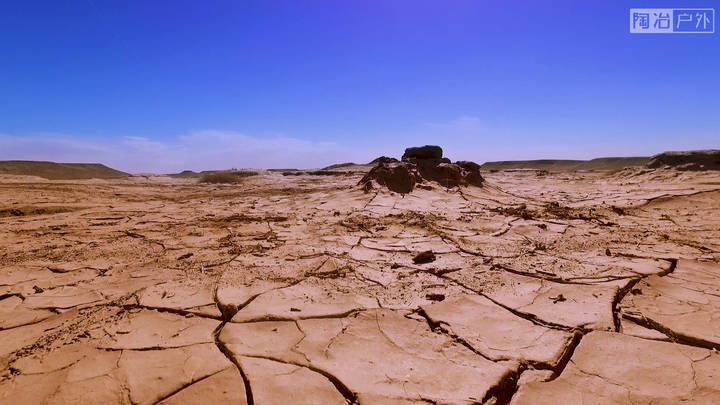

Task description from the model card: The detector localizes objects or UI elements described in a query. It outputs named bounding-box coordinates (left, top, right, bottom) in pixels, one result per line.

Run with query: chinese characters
left=630, top=8, right=714, bottom=33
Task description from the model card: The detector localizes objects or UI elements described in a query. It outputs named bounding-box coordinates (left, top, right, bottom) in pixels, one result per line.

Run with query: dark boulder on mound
left=402, top=145, right=443, bottom=162
left=455, top=161, right=484, bottom=185
left=646, top=150, right=720, bottom=171
left=432, top=163, right=465, bottom=188
left=456, top=161, right=482, bottom=172
left=359, top=146, right=484, bottom=193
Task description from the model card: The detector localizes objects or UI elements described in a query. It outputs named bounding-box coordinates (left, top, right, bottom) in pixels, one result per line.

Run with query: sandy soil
left=1, top=167, right=720, bottom=404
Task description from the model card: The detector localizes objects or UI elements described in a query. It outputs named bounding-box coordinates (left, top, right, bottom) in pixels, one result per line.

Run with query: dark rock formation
left=402, top=145, right=443, bottom=162
left=413, top=250, right=436, bottom=264
left=646, top=150, right=720, bottom=171
left=359, top=146, right=484, bottom=193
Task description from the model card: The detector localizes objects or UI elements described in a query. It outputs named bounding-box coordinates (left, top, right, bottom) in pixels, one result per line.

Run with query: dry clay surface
left=1, top=168, right=720, bottom=404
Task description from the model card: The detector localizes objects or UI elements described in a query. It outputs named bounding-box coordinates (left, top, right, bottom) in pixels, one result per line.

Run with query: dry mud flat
left=0, top=167, right=720, bottom=404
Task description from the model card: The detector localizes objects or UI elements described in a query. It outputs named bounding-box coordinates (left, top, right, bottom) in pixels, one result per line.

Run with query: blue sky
left=1, top=1, right=718, bottom=173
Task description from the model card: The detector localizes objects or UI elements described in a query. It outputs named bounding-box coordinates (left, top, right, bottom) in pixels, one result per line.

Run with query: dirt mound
left=646, top=150, right=720, bottom=171
left=0, top=161, right=129, bottom=180
left=199, top=170, right=259, bottom=183
left=167, top=170, right=202, bottom=178
left=359, top=145, right=483, bottom=193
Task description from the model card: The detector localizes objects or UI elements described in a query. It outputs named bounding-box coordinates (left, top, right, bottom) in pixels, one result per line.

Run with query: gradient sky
left=1, top=1, right=718, bottom=173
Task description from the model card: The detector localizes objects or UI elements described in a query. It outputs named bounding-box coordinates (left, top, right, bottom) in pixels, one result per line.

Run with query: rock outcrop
left=360, top=145, right=484, bottom=193
left=646, top=150, right=720, bottom=171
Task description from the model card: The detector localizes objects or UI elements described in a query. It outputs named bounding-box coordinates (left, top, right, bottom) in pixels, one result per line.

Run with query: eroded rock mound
left=646, top=150, right=720, bottom=171
left=359, top=161, right=423, bottom=194
left=360, top=145, right=484, bottom=193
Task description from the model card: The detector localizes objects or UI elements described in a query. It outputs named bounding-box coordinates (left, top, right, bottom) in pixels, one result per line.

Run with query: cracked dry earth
left=1, top=167, right=720, bottom=405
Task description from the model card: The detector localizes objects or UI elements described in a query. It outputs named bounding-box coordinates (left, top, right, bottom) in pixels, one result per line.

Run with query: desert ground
left=1, top=156, right=720, bottom=404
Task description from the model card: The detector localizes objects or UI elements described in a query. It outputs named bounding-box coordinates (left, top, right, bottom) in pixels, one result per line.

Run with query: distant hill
left=481, top=157, right=651, bottom=171
left=168, top=169, right=263, bottom=178
left=575, top=157, right=652, bottom=171
left=0, top=161, right=130, bottom=180
left=321, top=162, right=356, bottom=170
left=481, top=159, right=585, bottom=171
left=167, top=170, right=203, bottom=178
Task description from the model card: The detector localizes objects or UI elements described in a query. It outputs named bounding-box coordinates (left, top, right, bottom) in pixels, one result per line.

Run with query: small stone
left=425, top=293, right=445, bottom=301
left=413, top=250, right=436, bottom=264
left=177, top=253, right=193, bottom=260
left=549, top=294, right=566, bottom=303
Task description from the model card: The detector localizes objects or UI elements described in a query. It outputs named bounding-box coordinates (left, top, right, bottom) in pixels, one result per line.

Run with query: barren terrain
left=1, top=165, right=720, bottom=404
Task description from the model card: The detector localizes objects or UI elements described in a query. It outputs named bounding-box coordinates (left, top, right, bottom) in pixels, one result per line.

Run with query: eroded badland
left=1, top=161, right=720, bottom=404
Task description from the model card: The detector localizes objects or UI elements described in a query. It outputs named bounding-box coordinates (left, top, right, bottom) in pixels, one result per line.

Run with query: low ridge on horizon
left=480, top=156, right=653, bottom=171
left=3, top=149, right=718, bottom=179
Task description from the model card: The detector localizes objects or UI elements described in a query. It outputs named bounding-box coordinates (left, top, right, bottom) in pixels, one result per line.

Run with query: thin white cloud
left=123, top=136, right=166, bottom=152
left=0, top=134, right=116, bottom=161
left=0, top=131, right=379, bottom=174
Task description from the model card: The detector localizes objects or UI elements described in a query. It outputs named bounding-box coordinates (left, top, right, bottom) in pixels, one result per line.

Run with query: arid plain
left=1, top=153, right=720, bottom=404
